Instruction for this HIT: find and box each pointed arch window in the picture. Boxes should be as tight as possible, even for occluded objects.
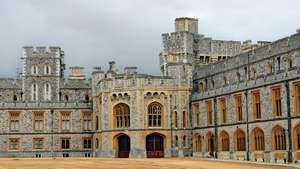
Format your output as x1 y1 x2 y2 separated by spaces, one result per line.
114 103 130 128
252 128 265 151
272 126 286 150
148 102 162 127
220 131 230 151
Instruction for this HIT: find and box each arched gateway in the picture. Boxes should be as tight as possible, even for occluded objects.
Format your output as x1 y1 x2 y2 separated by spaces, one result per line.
115 134 130 158
146 133 164 158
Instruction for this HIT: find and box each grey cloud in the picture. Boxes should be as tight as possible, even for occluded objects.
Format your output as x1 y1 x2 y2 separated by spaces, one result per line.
0 0 299 77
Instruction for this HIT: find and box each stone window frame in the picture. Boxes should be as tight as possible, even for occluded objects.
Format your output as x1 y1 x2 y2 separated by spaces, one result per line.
60 111 72 132
205 132 214 154
251 90 262 120
174 111 178 128
32 111 44 132
113 103 130 129
219 130 230 152
294 82 300 115
251 127 265 151
233 94 243 122
193 134 202 152
9 111 21 132
82 137 93 150
205 100 213 126
193 103 200 127
61 137 71 150
8 138 20 151
44 83 51 101
182 111 188 128
147 102 163 128
271 86 282 117
44 65 51 75
271 125 286 151
234 128 246 151
82 111 93 131
32 137 44 150
31 83 38 101
31 65 39 75
219 97 227 124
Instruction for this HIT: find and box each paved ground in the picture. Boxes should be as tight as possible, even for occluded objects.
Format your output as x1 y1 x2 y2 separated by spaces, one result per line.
0 158 295 169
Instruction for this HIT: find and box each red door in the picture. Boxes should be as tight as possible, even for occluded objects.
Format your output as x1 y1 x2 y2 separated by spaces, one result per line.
146 134 164 158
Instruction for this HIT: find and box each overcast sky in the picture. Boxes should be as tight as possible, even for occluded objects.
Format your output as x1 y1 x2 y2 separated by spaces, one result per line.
0 0 299 77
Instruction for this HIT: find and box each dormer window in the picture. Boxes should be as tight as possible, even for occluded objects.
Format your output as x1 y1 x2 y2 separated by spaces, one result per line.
31 66 38 75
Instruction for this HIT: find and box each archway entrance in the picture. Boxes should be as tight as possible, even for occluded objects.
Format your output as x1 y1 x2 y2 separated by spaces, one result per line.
146 133 164 158
117 134 130 158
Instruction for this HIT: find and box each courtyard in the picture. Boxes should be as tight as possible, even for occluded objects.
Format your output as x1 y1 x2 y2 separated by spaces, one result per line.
0 158 295 169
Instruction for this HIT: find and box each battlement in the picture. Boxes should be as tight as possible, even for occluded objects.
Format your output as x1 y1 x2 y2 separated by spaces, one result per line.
175 17 198 34
22 46 63 58
69 66 86 80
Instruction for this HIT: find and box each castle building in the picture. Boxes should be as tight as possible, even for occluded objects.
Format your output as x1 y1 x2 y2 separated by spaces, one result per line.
0 17 300 163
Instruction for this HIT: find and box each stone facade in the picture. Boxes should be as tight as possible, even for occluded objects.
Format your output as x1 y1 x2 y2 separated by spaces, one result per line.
0 17 300 163
191 29 300 163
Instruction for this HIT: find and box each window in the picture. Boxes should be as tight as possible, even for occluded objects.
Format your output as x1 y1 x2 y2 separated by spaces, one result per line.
33 138 44 150
33 112 44 132
148 102 162 127
295 84 300 115
31 84 38 101
235 129 246 151
182 135 187 147
252 128 265 151
252 91 261 119
193 103 200 127
64 94 69 101
95 116 99 130
272 87 282 116
174 135 179 147
219 98 227 124
82 113 93 130
194 134 201 152
82 112 92 131
205 56 210 63
206 100 213 125
174 111 178 128
95 138 99 149
277 57 281 71
294 124 300 150
272 126 286 150
234 94 243 122
220 131 229 151
268 62 273 74
9 138 20 150
61 112 71 131
9 112 20 132
61 138 70 149
44 83 51 101
236 72 241 82
44 65 51 75
199 82 204 94
83 137 92 149
287 58 293 69
206 132 214 155
183 111 188 128
31 65 38 75
251 67 257 79
223 75 228 85
114 103 130 128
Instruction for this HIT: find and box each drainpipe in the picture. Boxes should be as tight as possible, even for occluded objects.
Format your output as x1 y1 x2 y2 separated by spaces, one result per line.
285 80 292 163
213 97 218 159
51 109 54 158
244 90 250 161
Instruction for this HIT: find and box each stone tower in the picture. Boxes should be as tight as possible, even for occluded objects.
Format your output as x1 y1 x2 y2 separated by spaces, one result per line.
21 46 65 101
160 17 197 86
